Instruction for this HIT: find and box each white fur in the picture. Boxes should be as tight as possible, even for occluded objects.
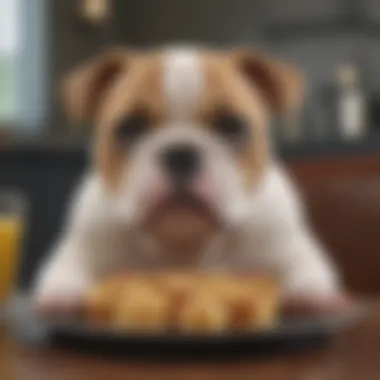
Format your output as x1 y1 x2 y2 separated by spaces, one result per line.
163 48 204 120
33 48 340 308
34 163 339 304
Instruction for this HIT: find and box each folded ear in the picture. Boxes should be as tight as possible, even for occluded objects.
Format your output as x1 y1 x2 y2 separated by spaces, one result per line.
61 49 131 124
229 49 305 116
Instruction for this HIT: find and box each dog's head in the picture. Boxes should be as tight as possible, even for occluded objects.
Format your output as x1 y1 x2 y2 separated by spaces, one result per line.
62 47 303 254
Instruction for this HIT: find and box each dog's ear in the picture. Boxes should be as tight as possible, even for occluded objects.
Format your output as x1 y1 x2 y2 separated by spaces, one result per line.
229 48 305 116
61 49 131 124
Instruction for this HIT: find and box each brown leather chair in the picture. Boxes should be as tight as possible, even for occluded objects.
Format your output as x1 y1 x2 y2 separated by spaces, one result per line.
288 154 380 295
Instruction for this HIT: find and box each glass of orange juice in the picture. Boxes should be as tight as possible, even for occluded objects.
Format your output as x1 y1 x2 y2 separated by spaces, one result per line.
0 191 26 323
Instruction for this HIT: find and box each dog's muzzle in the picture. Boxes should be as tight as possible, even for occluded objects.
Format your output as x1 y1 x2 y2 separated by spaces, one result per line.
160 143 201 189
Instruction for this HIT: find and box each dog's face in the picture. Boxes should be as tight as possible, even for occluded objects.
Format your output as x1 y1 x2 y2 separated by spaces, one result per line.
63 47 303 254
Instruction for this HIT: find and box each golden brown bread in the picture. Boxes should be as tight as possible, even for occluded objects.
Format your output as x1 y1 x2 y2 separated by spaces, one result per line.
84 272 280 333
113 282 170 332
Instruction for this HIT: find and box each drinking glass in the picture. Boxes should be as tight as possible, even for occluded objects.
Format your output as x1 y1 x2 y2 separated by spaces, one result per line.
0 191 26 323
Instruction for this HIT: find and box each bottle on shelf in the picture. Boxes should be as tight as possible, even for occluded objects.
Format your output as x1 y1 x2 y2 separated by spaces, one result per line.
335 64 366 141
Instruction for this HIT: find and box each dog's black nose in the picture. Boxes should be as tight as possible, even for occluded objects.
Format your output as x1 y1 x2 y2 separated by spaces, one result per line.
161 144 201 185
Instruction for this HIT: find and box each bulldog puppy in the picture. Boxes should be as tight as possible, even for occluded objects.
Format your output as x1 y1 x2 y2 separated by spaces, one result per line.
33 46 348 316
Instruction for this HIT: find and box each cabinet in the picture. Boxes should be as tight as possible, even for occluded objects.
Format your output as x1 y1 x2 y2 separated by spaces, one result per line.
362 0 380 25
260 0 346 26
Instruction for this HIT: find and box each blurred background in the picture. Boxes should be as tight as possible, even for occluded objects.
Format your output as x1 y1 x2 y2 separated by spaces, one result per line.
0 0 379 295
3 0 380 142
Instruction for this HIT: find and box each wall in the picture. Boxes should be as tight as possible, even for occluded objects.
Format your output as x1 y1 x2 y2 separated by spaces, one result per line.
50 0 380 130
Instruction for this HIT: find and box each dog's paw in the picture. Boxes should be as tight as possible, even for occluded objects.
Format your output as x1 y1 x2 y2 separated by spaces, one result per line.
282 293 353 318
32 277 90 317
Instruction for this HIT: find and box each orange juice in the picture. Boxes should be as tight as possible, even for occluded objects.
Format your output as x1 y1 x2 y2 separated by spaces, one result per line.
0 216 23 302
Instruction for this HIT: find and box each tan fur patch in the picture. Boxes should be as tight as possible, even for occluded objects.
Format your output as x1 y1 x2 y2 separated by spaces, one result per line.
199 53 270 188
94 53 166 190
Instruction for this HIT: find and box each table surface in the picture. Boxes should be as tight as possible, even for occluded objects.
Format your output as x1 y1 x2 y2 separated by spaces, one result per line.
1 303 380 380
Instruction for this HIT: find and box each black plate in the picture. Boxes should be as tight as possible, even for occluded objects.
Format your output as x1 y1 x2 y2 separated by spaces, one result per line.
10 294 368 360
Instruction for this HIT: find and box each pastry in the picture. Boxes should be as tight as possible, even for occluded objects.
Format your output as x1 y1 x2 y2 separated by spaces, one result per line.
84 271 280 333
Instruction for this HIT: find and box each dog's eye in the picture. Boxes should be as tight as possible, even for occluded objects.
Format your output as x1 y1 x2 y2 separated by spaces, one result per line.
212 110 248 145
115 111 150 145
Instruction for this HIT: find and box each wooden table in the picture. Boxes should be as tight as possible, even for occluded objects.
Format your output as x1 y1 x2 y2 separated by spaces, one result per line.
1 303 380 380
